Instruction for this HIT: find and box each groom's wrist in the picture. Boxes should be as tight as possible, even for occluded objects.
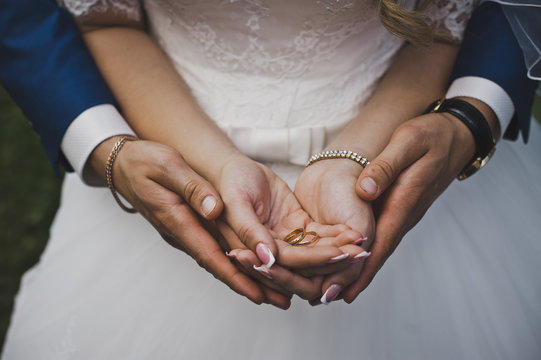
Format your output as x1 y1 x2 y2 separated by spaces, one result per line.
88 135 126 187
60 104 135 186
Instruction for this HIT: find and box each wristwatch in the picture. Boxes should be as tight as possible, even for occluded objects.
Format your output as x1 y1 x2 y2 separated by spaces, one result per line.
425 98 496 180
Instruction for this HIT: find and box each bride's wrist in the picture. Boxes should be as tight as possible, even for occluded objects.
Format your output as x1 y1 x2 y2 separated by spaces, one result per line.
303 152 365 181
202 150 254 186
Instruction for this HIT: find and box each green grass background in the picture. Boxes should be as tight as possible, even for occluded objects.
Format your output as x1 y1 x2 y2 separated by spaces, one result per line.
0 87 61 349
1 85 540 350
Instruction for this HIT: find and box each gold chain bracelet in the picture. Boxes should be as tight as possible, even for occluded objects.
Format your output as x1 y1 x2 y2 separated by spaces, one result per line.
306 150 370 168
105 136 139 213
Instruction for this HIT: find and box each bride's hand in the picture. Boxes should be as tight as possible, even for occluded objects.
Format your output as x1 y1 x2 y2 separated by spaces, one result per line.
213 156 362 265
213 156 364 300
294 158 375 304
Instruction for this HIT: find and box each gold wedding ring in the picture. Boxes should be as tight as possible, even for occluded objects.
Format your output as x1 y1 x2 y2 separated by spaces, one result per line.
284 228 319 246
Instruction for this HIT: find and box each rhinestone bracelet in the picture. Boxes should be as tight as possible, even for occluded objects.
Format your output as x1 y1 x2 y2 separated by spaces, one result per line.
306 150 370 168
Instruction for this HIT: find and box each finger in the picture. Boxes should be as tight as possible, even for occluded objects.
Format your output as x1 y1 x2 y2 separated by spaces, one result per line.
295 243 370 276
224 196 278 268
356 125 427 201
261 266 324 301
261 286 292 310
226 250 292 309
148 146 224 220
275 223 350 240
305 227 366 248
277 223 365 250
216 220 248 251
275 240 348 269
231 248 324 300
319 259 366 305
296 260 351 277
162 203 266 305
341 179 422 303
230 249 292 296
318 244 371 304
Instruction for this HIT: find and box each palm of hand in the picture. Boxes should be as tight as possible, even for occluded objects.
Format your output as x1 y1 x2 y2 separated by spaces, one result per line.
216 158 309 237
295 160 375 241
217 158 365 302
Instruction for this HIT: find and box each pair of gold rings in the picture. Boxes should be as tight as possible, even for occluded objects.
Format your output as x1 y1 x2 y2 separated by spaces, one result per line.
284 228 319 246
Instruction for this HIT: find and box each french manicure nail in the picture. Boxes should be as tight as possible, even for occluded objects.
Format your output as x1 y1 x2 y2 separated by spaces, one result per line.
354 236 368 245
201 195 217 216
253 265 273 280
256 243 275 268
328 253 349 263
350 251 371 263
321 284 342 305
360 177 377 195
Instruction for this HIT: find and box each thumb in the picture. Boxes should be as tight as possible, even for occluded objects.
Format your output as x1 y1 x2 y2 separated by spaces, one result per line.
356 159 399 201
356 126 426 201
224 196 278 268
152 151 225 221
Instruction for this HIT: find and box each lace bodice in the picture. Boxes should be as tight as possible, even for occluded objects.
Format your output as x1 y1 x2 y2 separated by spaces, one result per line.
58 0 475 165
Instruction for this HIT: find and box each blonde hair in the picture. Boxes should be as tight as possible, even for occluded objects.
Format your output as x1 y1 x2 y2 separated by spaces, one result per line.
378 0 433 46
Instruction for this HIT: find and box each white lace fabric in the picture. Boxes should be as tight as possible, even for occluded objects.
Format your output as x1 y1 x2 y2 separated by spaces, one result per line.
58 0 474 165
425 0 477 42
57 0 143 23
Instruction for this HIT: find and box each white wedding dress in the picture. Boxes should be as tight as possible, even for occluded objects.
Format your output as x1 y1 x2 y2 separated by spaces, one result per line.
3 1 541 359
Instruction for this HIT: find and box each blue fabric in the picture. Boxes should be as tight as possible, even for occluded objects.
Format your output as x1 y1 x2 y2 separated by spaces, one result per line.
450 2 539 142
0 0 117 173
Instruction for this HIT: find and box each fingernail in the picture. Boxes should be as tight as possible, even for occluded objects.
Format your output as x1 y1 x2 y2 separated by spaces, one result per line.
360 177 377 195
256 243 275 268
321 284 342 305
253 265 273 280
354 236 368 245
328 253 349 263
350 251 371 263
201 195 217 216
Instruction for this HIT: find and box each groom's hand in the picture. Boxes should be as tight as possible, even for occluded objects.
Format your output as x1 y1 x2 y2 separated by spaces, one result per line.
88 137 292 309
343 101 498 302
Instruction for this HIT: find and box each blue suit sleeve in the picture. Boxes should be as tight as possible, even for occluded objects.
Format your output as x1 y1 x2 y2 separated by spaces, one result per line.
0 0 117 173
450 1 539 142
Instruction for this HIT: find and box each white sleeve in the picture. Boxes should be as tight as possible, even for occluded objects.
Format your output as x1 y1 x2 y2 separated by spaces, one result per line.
60 104 135 186
446 76 515 134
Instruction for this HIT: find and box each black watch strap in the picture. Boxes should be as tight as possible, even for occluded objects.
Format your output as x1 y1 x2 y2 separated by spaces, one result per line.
425 98 496 180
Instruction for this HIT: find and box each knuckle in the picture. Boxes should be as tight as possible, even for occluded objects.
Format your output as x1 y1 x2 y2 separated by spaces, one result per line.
235 224 255 246
153 146 185 176
396 122 430 149
370 159 395 186
182 178 203 206
193 249 211 270
300 280 322 300
380 240 398 260
298 287 319 301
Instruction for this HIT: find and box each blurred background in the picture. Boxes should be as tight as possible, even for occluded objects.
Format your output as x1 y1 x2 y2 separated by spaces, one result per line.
1 85 540 349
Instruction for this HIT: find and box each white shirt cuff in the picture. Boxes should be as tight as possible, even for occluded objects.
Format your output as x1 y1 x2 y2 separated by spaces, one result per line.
60 104 135 186
446 76 515 134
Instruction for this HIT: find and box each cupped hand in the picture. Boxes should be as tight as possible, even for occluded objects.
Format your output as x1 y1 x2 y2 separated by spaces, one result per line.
294 158 376 304
92 137 291 309
213 156 364 300
342 111 477 302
